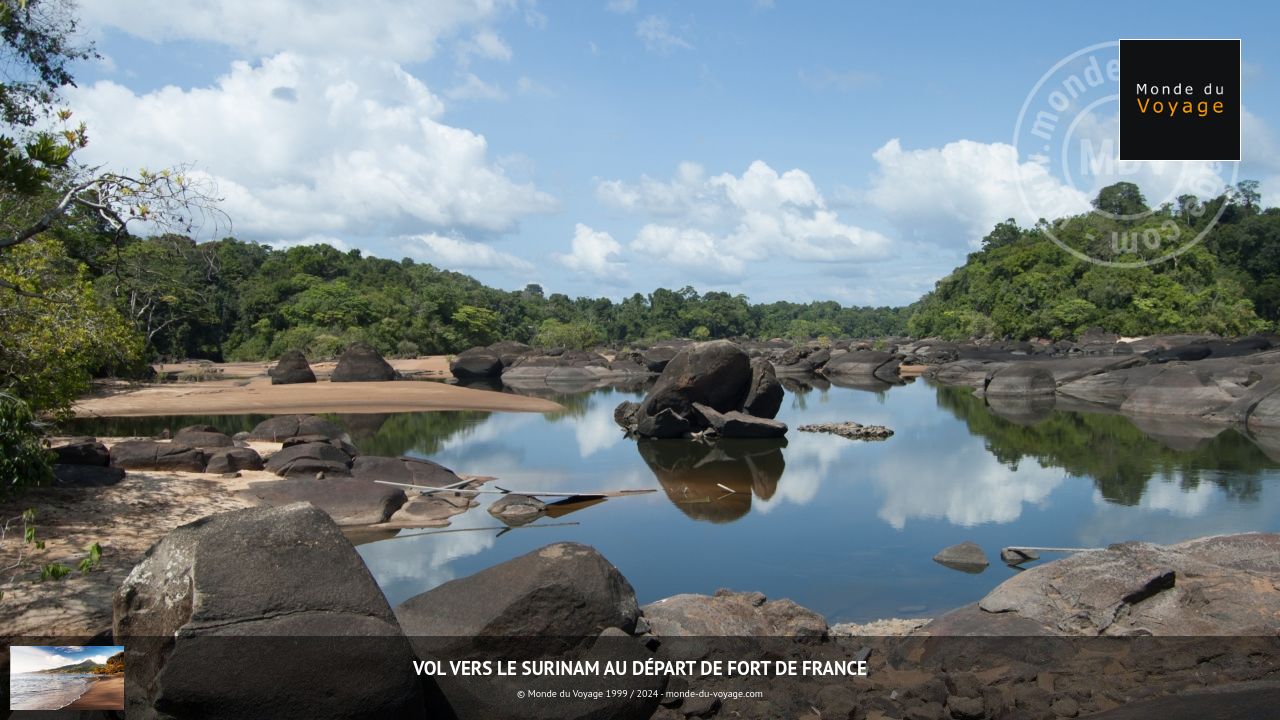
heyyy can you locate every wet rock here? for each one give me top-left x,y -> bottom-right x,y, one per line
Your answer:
242,478 -> 407,525
643,345 -> 679,373
268,349 -> 317,385
984,363 -> 1056,396
797,421 -> 893,441
52,464 -> 126,487
636,407 -> 694,439
641,589 -> 828,637
641,340 -> 753,421
742,358 -> 784,419
247,414 -> 346,442
113,503 -> 424,718
821,350 -> 901,380
1056,364 -> 1167,408
204,447 -> 264,474
396,542 -> 641,659
693,403 -> 787,439
488,340 -> 533,368
109,441 -> 209,472
487,493 -> 547,525
1120,366 -> 1237,417
1153,342 -> 1214,363
450,346 -> 503,379
331,342 -> 398,382
51,438 -> 110,466
282,434 -> 360,458
614,400 -> 641,431
1000,547 -> 1040,565
933,541 -> 989,573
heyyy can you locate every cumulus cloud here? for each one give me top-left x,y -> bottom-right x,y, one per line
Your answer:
447,72 -> 508,101
67,53 -> 555,243
556,224 -> 625,277
636,15 -> 692,54
456,28 -> 513,65
79,0 -> 511,63
599,160 -> 891,279
405,233 -> 533,273
867,138 -> 1091,248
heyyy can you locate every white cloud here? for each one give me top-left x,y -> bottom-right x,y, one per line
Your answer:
80,0 -> 511,63
606,0 -> 638,13
600,160 -> 891,279
68,53 -> 555,243
405,233 -> 533,273
447,72 -> 508,101
556,223 -> 625,277
867,138 -> 1091,248
456,28 -> 513,65
636,15 -> 692,54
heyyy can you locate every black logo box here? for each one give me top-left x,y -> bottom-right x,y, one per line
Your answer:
1119,38 -> 1241,161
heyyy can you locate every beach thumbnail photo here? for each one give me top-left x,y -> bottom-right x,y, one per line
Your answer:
9,645 -> 125,711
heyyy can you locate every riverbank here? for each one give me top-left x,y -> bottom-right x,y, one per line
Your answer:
74,374 -> 563,417
65,674 -> 124,710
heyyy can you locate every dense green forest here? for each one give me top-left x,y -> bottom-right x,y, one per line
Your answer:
908,181 -> 1278,340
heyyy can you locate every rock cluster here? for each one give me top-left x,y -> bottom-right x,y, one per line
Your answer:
797,421 -> 894,441
615,340 -> 787,439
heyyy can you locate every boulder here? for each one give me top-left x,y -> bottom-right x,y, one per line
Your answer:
331,342 -> 398,382
933,541 -> 989,573
742,358 -> 784,419
642,340 -> 752,417
613,400 -> 641,431
642,346 -> 678,373
52,464 -> 126,488
1153,341 -> 1214,363
282,434 -> 360,456
635,407 -> 693,439
1120,366 -> 1237,418
1056,364 -> 1168,408
984,364 -> 1056,397
396,542 -> 641,659
109,441 -> 209,472
267,349 -> 317,385
488,340 -> 532,368
264,441 -> 355,477
51,438 -> 110,466
821,350 -> 899,380
247,415 -> 346,442
693,403 -> 787,439
487,493 -> 547,525
1247,386 -> 1280,431
350,455 -> 463,488
113,503 -> 424,718
797,422 -> 893,440
450,346 -> 503,380
977,533 -> 1280,635
641,589 -> 828,637
242,478 -> 407,525
172,428 -> 235,448
204,447 -> 264,474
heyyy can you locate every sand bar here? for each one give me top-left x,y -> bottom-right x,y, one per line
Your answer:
74,376 -> 562,417
65,675 -> 125,710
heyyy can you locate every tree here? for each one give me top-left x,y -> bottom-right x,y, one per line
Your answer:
1092,182 -> 1148,217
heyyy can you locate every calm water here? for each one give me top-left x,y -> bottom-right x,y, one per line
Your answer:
69,380 -> 1280,623
9,673 -> 93,710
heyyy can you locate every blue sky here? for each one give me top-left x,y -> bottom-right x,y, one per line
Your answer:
65,2 -> 1280,306
10,645 -> 123,673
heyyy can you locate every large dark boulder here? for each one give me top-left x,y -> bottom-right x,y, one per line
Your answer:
396,542 -> 640,658
984,364 -> 1056,397
173,427 -> 235,448
268,349 -> 317,385
637,340 -> 751,423
641,345 -> 678,373
1152,341 -> 1215,363
693,403 -> 787,439
264,441 -> 354,477
742,358 -> 784,419
450,346 -> 503,380
242,478 -> 407,525
51,438 -> 110,467
331,342 -> 398,382
204,447 -> 264,474
350,455 -> 463,488
247,415 -> 346,442
634,407 -> 693,439
113,503 -> 424,718
110,441 -> 209,472
487,340 -> 532,368
821,350 -> 899,380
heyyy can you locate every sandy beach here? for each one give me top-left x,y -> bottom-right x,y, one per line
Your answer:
73,357 -> 563,417
65,674 -> 125,710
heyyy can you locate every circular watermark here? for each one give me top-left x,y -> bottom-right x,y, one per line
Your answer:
1013,41 -> 1238,268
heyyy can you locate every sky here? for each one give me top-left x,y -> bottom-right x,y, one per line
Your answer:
10,645 -> 123,673
61,1 -> 1280,306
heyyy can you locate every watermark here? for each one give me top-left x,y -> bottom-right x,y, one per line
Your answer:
1012,41 -> 1238,268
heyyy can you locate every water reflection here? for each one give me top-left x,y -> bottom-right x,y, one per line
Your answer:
637,439 -> 787,523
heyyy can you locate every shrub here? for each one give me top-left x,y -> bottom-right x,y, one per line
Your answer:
0,395 -> 53,497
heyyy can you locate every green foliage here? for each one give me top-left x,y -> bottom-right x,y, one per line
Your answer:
0,237 -> 144,414
76,540 -> 101,573
39,562 -> 70,581
906,183 -> 1276,340
0,395 -> 52,496
533,318 -> 604,350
